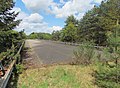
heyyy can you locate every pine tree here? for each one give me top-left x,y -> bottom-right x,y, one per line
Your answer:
78,7 -> 107,45
0,0 -> 21,52
94,0 -> 120,87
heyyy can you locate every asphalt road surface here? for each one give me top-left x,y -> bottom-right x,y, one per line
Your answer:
26,40 -> 77,65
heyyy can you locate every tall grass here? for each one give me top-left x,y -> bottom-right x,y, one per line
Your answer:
17,65 -> 97,88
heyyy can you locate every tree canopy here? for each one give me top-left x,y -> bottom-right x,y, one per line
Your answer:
52,0 -> 120,46
0,0 -> 24,52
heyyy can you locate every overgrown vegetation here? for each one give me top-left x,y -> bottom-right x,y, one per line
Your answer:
0,0 -> 26,59
0,0 -> 23,51
52,1 -> 120,87
19,0 -> 120,88
1,0 -> 120,87
93,0 -> 120,87
94,64 -> 120,88
73,42 -> 95,65
17,65 -> 97,88
16,64 -> 24,74
0,0 -> 26,81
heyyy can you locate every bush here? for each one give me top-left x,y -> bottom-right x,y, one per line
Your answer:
94,64 -> 120,88
16,64 -> 24,74
73,42 -> 95,65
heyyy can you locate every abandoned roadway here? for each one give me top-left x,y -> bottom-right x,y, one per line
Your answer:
26,40 -> 77,65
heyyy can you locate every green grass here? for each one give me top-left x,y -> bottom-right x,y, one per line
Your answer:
17,65 -> 98,88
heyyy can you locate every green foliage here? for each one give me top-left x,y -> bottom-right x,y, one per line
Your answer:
0,44 -> 16,60
0,0 -> 24,64
28,32 -> 38,39
98,0 -> 120,31
76,0 -> 120,45
60,15 -> 78,42
94,64 -> 120,88
0,30 -> 24,52
28,32 -> 52,40
73,42 -> 95,65
78,7 -> 107,45
0,0 -> 21,31
17,66 -> 91,88
52,31 -> 61,41
65,15 -> 78,26
0,0 -> 24,53
16,64 -> 24,74
95,29 -> 120,88
94,0 -> 120,86
19,29 -> 27,39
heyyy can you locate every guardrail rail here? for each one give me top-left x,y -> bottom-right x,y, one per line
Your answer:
0,41 -> 25,88
52,41 -> 105,50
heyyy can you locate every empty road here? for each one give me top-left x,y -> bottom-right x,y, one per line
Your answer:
26,40 -> 77,65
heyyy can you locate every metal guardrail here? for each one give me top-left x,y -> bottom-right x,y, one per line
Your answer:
52,41 -> 105,50
0,41 -> 25,88
0,60 -> 16,88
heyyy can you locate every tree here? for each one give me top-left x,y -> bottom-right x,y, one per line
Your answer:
28,32 -> 39,39
61,22 -> 78,42
19,29 -> 27,39
0,0 -> 21,52
61,15 -> 78,42
28,32 -> 52,40
98,0 -> 120,64
0,0 -> 21,31
94,0 -> 120,87
65,15 -> 78,26
78,7 -> 107,45
52,31 -> 61,41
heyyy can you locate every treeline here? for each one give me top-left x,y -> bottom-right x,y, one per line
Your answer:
28,32 -> 52,40
52,0 -> 120,46
0,0 -> 26,53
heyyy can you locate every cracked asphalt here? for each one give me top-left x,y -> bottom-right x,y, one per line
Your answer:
26,39 -> 77,65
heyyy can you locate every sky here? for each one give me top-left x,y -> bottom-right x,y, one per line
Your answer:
14,0 -> 103,34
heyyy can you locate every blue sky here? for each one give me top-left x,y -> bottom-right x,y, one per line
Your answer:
14,0 -> 102,34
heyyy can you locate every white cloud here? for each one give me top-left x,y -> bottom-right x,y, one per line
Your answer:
50,26 -> 62,31
14,8 -> 62,34
93,0 -> 103,3
22,0 -> 102,19
50,0 -> 94,19
60,0 -> 65,4
17,12 -> 29,20
24,13 -> 43,23
22,0 -> 53,12
12,7 -> 21,12
16,20 -> 51,34
14,0 -> 103,34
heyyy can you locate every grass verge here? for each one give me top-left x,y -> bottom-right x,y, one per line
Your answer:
17,65 -> 97,88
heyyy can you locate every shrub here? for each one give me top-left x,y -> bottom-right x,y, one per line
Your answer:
73,42 -> 95,65
16,64 -> 24,74
94,64 -> 120,88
